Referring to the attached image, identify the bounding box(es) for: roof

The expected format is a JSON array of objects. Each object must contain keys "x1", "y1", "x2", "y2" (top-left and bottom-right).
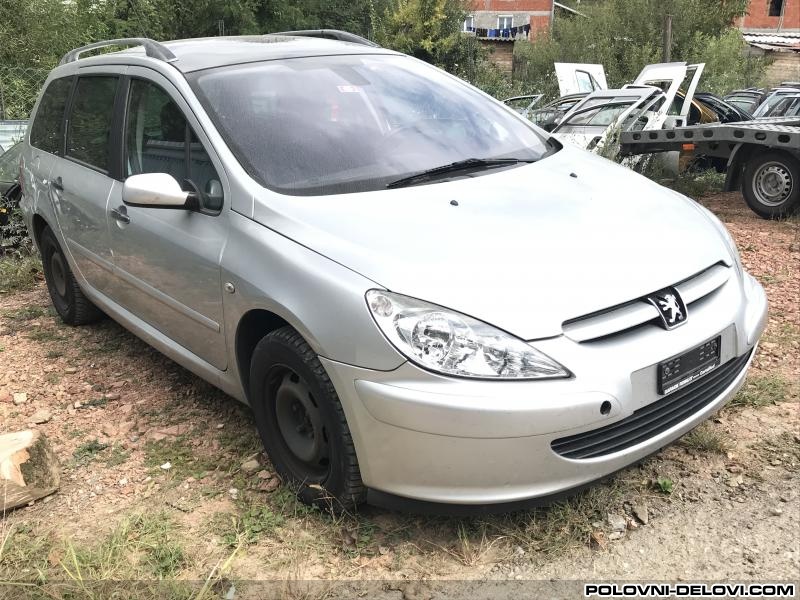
[
  {"x1": 74, "y1": 35, "x2": 397, "y2": 73},
  {"x1": 742, "y1": 31, "x2": 800, "y2": 52}
]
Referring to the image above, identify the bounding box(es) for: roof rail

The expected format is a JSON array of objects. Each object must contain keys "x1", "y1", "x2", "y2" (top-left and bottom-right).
[
  {"x1": 269, "y1": 29, "x2": 380, "y2": 47},
  {"x1": 59, "y1": 38, "x2": 177, "y2": 65}
]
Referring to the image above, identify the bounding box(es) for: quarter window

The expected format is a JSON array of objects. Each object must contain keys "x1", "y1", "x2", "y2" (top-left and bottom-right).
[
  {"x1": 66, "y1": 76, "x2": 118, "y2": 171},
  {"x1": 124, "y1": 79, "x2": 222, "y2": 207},
  {"x1": 30, "y1": 77, "x2": 72, "y2": 154}
]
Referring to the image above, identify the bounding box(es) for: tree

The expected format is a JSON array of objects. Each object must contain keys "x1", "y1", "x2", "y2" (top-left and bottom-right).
[{"x1": 514, "y1": 0, "x2": 761, "y2": 99}]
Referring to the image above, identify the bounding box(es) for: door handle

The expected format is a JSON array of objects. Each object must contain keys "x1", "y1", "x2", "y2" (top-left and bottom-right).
[
  {"x1": 110, "y1": 207, "x2": 130, "y2": 224},
  {"x1": 51, "y1": 176, "x2": 63, "y2": 191}
]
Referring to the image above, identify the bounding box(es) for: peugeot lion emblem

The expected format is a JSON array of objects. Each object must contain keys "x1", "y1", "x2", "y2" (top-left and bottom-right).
[{"x1": 647, "y1": 287, "x2": 688, "y2": 330}]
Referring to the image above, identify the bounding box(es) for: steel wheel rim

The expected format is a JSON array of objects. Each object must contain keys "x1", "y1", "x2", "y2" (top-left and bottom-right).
[
  {"x1": 272, "y1": 367, "x2": 329, "y2": 478},
  {"x1": 50, "y1": 252, "x2": 67, "y2": 297},
  {"x1": 753, "y1": 161, "x2": 793, "y2": 207}
]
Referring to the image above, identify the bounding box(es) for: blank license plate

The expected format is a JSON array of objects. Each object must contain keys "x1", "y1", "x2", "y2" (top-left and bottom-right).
[{"x1": 658, "y1": 336, "x2": 721, "y2": 395}]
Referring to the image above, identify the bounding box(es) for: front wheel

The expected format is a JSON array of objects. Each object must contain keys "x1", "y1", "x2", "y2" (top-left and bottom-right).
[
  {"x1": 249, "y1": 326, "x2": 366, "y2": 510},
  {"x1": 742, "y1": 151, "x2": 800, "y2": 219}
]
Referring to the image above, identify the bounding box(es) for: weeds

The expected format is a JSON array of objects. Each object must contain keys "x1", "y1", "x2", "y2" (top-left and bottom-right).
[
  {"x1": 71, "y1": 439, "x2": 109, "y2": 467},
  {"x1": 670, "y1": 169, "x2": 726, "y2": 199},
  {"x1": 680, "y1": 424, "x2": 730, "y2": 454},
  {"x1": 144, "y1": 436, "x2": 220, "y2": 479},
  {"x1": 731, "y1": 374, "x2": 790, "y2": 408},
  {"x1": 0, "y1": 254, "x2": 41, "y2": 293},
  {"x1": 212, "y1": 504, "x2": 285, "y2": 548}
]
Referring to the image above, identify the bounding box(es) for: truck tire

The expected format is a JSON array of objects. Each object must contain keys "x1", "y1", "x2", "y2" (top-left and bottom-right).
[{"x1": 742, "y1": 151, "x2": 800, "y2": 219}]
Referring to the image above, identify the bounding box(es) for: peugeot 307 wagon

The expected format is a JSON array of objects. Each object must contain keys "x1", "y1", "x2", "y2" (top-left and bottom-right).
[{"x1": 20, "y1": 32, "x2": 767, "y2": 513}]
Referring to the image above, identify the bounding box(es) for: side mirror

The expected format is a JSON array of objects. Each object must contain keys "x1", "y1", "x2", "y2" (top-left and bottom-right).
[{"x1": 122, "y1": 173, "x2": 190, "y2": 208}]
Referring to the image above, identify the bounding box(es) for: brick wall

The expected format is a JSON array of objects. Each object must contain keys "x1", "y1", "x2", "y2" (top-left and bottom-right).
[
  {"x1": 739, "y1": 0, "x2": 800, "y2": 31},
  {"x1": 469, "y1": 0, "x2": 553, "y2": 38}
]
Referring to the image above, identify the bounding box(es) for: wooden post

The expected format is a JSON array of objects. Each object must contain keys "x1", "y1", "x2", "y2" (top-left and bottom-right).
[
  {"x1": 662, "y1": 14, "x2": 673, "y2": 63},
  {"x1": 1, "y1": 430, "x2": 60, "y2": 513}
]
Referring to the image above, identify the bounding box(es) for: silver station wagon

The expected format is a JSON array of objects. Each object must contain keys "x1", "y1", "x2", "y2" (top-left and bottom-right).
[{"x1": 20, "y1": 32, "x2": 767, "y2": 513}]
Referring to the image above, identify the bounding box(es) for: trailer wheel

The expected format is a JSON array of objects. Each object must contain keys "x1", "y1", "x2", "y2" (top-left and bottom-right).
[{"x1": 742, "y1": 151, "x2": 800, "y2": 219}]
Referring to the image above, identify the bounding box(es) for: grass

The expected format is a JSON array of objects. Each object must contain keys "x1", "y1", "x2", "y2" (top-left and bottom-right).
[
  {"x1": 1, "y1": 305, "x2": 47, "y2": 321},
  {"x1": 680, "y1": 424, "x2": 730, "y2": 454},
  {"x1": 0, "y1": 254, "x2": 41, "y2": 293},
  {"x1": 211, "y1": 503, "x2": 285, "y2": 548},
  {"x1": 668, "y1": 169, "x2": 725, "y2": 199},
  {"x1": 730, "y1": 374, "x2": 791, "y2": 408},
  {"x1": 144, "y1": 436, "x2": 221, "y2": 479},
  {"x1": 105, "y1": 444, "x2": 130, "y2": 467},
  {"x1": 71, "y1": 439, "x2": 110, "y2": 467},
  {"x1": 26, "y1": 327, "x2": 63, "y2": 342},
  {"x1": 1, "y1": 513, "x2": 193, "y2": 596}
]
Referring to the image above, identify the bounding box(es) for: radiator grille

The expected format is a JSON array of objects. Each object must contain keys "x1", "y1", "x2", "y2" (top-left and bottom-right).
[{"x1": 551, "y1": 350, "x2": 752, "y2": 460}]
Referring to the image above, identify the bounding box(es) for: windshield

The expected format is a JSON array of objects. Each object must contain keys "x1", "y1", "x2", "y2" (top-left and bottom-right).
[
  {"x1": 189, "y1": 55, "x2": 553, "y2": 195},
  {"x1": 0, "y1": 143, "x2": 22, "y2": 184},
  {"x1": 754, "y1": 94, "x2": 790, "y2": 117}
]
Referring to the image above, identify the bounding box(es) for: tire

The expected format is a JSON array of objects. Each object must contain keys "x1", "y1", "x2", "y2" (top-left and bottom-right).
[
  {"x1": 742, "y1": 151, "x2": 800, "y2": 219},
  {"x1": 249, "y1": 326, "x2": 366, "y2": 510},
  {"x1": 39, "y1": 226, "x2": 103, "y2": 325}
]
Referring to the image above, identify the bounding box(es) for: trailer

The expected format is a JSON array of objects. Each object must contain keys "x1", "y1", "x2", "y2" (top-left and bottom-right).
[{"x1": 619, "y1": 117, "x2": 800, "y2": 219}]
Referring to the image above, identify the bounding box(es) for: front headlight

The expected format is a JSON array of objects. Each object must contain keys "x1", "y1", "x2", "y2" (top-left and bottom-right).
[{"x1": 366, "y1": 290, "x2": 570, "y2": 380}]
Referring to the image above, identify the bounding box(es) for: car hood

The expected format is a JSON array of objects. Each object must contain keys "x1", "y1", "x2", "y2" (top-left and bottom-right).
[{"x1": 252, "y1": 146, "x2": 730, "y2": 340}]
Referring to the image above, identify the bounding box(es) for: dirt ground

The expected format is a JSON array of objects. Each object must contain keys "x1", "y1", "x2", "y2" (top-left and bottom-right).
[{"x1": 0, "y1": 191, "x2": 798, "y2": 598}]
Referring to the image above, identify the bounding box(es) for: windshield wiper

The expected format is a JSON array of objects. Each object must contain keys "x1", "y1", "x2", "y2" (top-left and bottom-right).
[{"x1": 386, "y1": 157, "x2": 536, "y2": 189}]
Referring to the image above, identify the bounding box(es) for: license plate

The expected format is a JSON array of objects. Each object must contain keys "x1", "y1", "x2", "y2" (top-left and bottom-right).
[{"x1": 658, "y1": 336, "x2": 721, "y2": 395}]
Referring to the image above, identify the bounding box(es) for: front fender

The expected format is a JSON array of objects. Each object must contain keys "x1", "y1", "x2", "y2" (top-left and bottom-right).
[{"x1": 220, "y1": 211, "x2": 405, "y2": 394}]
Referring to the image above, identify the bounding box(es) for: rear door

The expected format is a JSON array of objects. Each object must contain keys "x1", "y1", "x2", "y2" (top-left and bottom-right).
[
  {"x1": 554, "y1": 63, "x2": 608, "y2": 95},
  {"x1": 631, "y1": 62, "x2": 705, "y2": 128},
  {"x1": 56, "y1": 70, "x2": 124, "y2": 293},
  {"x1": 106, "y1": 69, "x2": 229, "y2": 370},
  {"x1": 24, "y1": 77, "x2": 73, "y2": 236}
]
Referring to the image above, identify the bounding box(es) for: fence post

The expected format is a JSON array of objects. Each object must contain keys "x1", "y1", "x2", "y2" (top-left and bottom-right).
[{"x1": 0, "y1": 79, "x2": 6, "y2": 121}]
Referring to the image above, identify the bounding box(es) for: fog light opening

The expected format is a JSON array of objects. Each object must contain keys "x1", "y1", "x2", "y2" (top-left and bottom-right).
[{"x1": 600, "y1": 401, "x2": 612, "y2": 416}]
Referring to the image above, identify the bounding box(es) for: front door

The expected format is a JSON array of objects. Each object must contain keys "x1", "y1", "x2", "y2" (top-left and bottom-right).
[{"x1": 107, "y1": 71, "x2": 229, "y2": 370}]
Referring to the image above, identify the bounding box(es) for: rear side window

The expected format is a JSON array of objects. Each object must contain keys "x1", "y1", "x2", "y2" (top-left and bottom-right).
[
  {"x1": 66, "y1": 76, "x2": 118, "y2": 172},
  {"x1": 30, "y1": 77, "x2": 72, "y2": 154}
]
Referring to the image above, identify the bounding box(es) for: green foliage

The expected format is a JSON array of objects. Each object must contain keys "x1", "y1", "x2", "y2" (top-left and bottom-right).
[
  {"x1": 372, "y1": 0, "x2": 466, "y2": 65},
  {"x1": 514, "y1": 0, "x2": 765, "y2": 101},
  {"x1": 0, "y1": 253, "x2": 42, "y2": 293},
  {"x1": 655, "y1": 476, "x2": 674, "y2": 494}
]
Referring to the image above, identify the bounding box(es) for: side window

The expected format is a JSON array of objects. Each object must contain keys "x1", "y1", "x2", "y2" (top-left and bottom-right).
[
  {"x1": 67, "y1": 76, "x2": 118, "y2": 171},
  {"x1": 125, "y1": 79, "x2": 222, "y2": 208},
  {"x1": 30, "y1": 77, "x2": 72, "y2": 154}
]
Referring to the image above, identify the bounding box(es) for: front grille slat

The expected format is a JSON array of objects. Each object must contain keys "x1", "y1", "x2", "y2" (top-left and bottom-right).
[
  {"x1": 551, "y1": 350, "x2": 752, "y2": 459},
  {"x1": 553, "y1": 355, "x2": 745, "y2": 456},
  {"x1": 562, "y1": 264, "x2": 731, "y2": 343}
]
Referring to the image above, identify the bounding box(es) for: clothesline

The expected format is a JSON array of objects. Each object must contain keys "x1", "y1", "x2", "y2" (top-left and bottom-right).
[{"x1": 465, "y1": 24, "x2": 532, "y2": 39}]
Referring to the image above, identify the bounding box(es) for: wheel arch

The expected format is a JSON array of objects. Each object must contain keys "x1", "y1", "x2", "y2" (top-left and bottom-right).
[
  {"x1": 234, "y1": 308, "x2": 292, "y2": 400},
  {"x1": 31, "y1": 213, "x2": 50, "y2": 250}
]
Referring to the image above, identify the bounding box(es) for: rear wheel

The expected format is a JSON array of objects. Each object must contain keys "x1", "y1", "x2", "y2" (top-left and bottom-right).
[
  {"x1": 742, "y1": 151, "x2": 800, "y2": 219},
  {"x1": 39, "y1": 226, "x2": 103, "y2": 325},
  {"x1": 249, "y1": 326, "x2": 366, "y2": 510}
]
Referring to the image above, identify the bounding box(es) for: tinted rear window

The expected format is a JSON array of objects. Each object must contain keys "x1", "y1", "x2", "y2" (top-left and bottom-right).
[
  {"x1": 30, "y1": 77, "x2": 72, "y2": 154},
  {"x1": 67, "y1": 76, "x2": 118, "y2": 171}
]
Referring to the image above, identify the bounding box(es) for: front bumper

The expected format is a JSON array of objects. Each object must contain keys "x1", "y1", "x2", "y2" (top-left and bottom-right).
[{"x1": 323, "y1": 270, "x2": 767, "y2": 508}]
